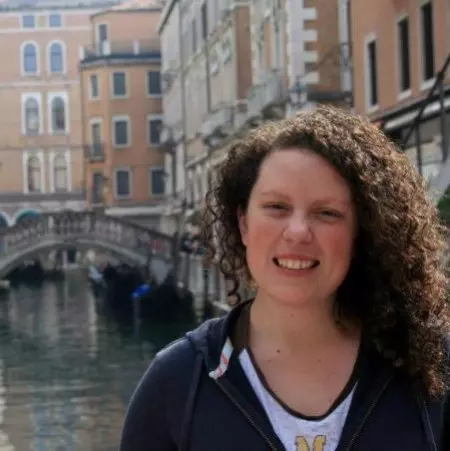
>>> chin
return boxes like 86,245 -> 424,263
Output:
263,287 -> 318,309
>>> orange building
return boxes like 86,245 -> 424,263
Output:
80,0 -> 166,228
351,0 -> 450,185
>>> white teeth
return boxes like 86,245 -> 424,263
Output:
277,259 -> 316,270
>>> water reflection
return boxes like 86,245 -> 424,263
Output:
0,270 -> 198,450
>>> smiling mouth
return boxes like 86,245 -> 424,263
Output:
273,257 -> 320,270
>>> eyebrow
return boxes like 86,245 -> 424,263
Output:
259,191 -> 351,207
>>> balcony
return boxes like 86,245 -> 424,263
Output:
160,123 -> 183,152
246,70 -> 285,123
80,39 -> 161,65
85,142 -> 105,162
201,104 -> 234,142
233,101 -> 249,132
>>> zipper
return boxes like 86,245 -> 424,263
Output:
215,379 -> 283,451
341,374 -> 393,451
215,368 -> 393,451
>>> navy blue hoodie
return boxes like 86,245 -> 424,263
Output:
119,301 -> 450,450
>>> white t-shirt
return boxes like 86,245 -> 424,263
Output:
239,349 -> 355,451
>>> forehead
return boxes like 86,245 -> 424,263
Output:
254,148 -> 352,201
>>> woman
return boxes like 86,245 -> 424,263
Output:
119,106 -> 450,450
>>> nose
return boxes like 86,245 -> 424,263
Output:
282,213 -> 313,243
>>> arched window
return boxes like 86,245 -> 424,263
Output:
23,43 -> 37,74
49,42 -> 63,73
51,97 -> 65,133
25,98 -> 39,135
27,156 -> 41,193
53,154 -> 67,192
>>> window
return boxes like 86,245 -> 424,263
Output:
22,15 -> 35,28
221,39 -> 232,63
150,168 -> 165,195
53,154 -> 67,192
27,156 -> 41,193
420,1 -> 434,81
210,51 -> 219,75
365,37 -> 378,108
92,172 -> 104,204
113,116 -> 130,147
24,97 -> 40,135
50,96 -> 66,133
397,17 -> 410,93
90,74 -> 99,99
201,3 -> 208,40
97,24 -> 108,43
49,42 -> 64,73
48,13 -> 62,28
114,168 -> 131,198
22,42 -> 38,74
147,71 -> 161,96
91,121 -> 101,144
112,72 -> 127,97
148,116 -> 162,146
192,18 -> 197,54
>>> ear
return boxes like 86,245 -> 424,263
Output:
237,207 -> 248,247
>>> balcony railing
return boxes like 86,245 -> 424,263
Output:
233,101 -> 248,131
85,142 -> 105,162
201,104 -> 234,140
246,70 -> 284,120
81,39 -> 161,62
160,122 -> 183,149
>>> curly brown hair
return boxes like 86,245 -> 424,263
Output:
202,105 -> 450,398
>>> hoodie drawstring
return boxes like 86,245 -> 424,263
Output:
180,354 -> 203,451
418,396 -> 438,451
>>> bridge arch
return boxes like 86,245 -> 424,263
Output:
0,211 -> 175,282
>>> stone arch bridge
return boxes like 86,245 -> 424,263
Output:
0,211 -> 176,281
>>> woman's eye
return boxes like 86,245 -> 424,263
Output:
319,210 -> 343,218
264,203 -> 288,210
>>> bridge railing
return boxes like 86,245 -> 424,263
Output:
0,212 -> 175,262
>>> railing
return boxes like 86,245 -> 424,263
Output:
85,142 -> 105,161
260,69 -> 284,109
402,53 -> 450,177
233,101 -> 249,131
0,212 -> 174,264
81,39 -> 161,61
201,104 -> 234,139
246,70 -> 284,120
246,84 -> 264,120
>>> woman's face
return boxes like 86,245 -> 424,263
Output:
238,148 -> 357,309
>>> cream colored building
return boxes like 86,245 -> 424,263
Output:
159,0 -> 352,224
0,0 -> 121,228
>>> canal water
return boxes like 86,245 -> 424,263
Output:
0,270 -> 199,450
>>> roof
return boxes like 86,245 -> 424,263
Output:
109,0 -> 163,10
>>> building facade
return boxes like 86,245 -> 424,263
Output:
0,0 -> 119,228
157,0 -> 352,304
80,0 -> 166,229
159,0 -> 352,224
351,0 -> 450,187
157,0 -> 185,234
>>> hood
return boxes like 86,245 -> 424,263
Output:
185,300 -> 250,375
